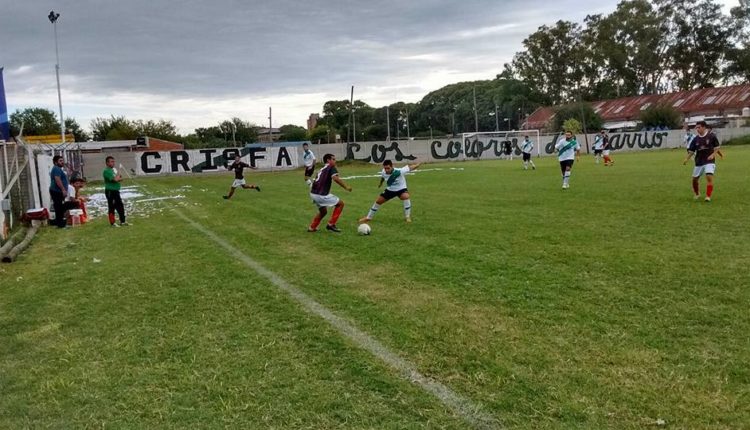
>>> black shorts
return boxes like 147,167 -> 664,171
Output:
559,159 -> 574,174
594,149 -> 603,155
380,188 -> 408,201
522,152 -> 531,161
304,166 -> 314,177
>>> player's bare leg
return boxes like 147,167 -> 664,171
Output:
359,195 -> 387,223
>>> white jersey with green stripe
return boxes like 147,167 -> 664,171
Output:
555,138 -> 580,161
381,165 -> 411,191
521,139 -> 534,154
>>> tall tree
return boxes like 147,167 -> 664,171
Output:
9,107 -> 60,136
655,0 -> 731,90
725,0 -> 750,82
279,124 -> 307,142
507,20 -> 585,105
595,0 -> 668,96
64,118 -> 90,142
90,116 -> 136,141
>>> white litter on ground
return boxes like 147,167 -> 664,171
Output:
82,185 -> 191,220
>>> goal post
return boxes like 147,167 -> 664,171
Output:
460,130 -> 541,160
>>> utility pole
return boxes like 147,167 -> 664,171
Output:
348,85 -> 354,143
494,103 -> 499,132
386,106 -> 391,142
48,10 -> 65,145
268,107 -> 272,143
405,108 -> 410,140
472,86 -> 479,132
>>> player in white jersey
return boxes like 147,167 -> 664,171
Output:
520,136 -> 536,170
358,159 -> 421,224
302,143 -> 317,185
554,131 -> 581,189
592,133 -> 604,164
683,125 -> 694,149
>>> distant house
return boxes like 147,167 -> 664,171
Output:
257,127 -> 282,142
524,83 -> 750,132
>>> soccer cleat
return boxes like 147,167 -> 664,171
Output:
326,224 -> 341,233
223,195 -> 229,199
120,222 -> 129,226
693,194 -> 701,200
532,165 -> 536,170
111,223 -> 120,228
255,186 -> 261,192
307,227 -> 318,233
705,197 -> 712,202
357,217 -> 371,224
405,217 -> 412,223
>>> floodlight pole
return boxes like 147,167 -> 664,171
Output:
472,86 -> 479,132
385,106 -> 391,142
48,10 -> 65,145
493,104 -> 499,131
268,107 -> 272,142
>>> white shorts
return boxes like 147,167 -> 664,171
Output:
231,178 -> 246,188
602,150 -> 611,156
310,193 -> 340,208
692,164 -> 716,177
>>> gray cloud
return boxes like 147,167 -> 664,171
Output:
7,0 -> 733,133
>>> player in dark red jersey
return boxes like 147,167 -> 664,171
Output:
683,121 -> 721,202
308,154 -> 352,232
223,155 -> 260,200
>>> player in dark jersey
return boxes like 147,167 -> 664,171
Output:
683,121 -> 720,202
223,155 -> 260,199
308,153 -> 352,233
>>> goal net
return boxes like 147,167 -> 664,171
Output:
460,130 -> 540,161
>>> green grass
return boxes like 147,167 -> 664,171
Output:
1,147 -> 749,429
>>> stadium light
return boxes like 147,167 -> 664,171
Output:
48,10 -> 65,145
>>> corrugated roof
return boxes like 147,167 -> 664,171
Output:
524,83 -> 750,130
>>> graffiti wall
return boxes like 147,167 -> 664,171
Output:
134,144 -> 300,176
109,127 -> 747,176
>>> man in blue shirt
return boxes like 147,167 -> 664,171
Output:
49,155 -> 70,228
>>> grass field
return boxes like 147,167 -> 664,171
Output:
1,147 -> 749,429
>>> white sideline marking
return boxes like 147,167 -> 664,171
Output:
174,210 -> 500,430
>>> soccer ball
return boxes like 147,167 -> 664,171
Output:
357,223 -> 371,235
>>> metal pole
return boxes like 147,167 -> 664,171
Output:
494,104 -> 499,132
451,109 -> 456,137
49,11 -> 65,145
386,106 -> 390,142
348,86 -> 354,143
268,107 -> 272,143
472,86 -> 478,132
405,108 -> 410,140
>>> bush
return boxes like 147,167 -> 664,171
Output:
639,103 -> 682,129
562,118 -> 582,134
553,103 -> 603,133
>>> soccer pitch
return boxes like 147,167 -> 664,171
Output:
1,147 -> 749,429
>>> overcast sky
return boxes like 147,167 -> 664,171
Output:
1,0 -> 740,134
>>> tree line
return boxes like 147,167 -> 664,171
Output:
9,0 -> 749,144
